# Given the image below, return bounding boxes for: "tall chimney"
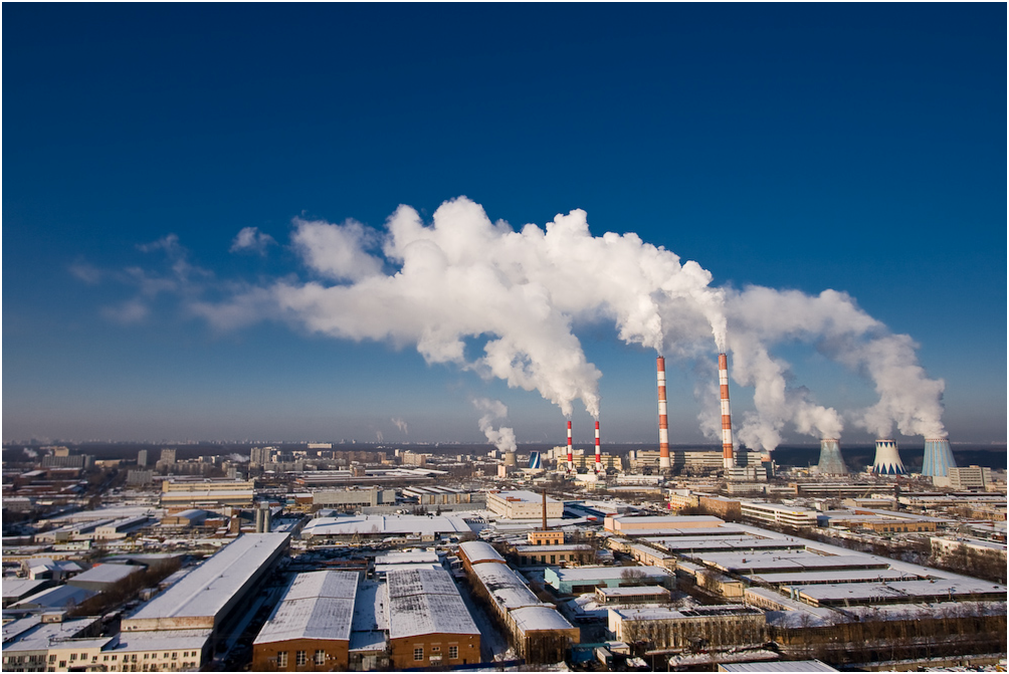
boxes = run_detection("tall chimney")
[566,420,573,473]
[594,420,602,473]
[657,356,671,470]
[719,353,735,470]
[542,488,548,532]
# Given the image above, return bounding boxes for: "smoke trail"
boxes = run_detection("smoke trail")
[391,418,409,435]
[473,397,517,453]
[129,197,946,444]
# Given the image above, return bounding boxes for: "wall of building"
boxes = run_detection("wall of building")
[389,633,480,669]
[252,638,349,672]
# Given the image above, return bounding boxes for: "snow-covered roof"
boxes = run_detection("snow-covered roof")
[374,550,440,565]
[385,568,479,640]
[113,629,212,653]
[254,571,358,645]
[509,605,576,633]
[458,540,505,564]
[69,563,142,585]
[549,565,672,582]
[14,584,95,609]
[126,533,288,623]
[2,578,49,601]
[471,562,541,611]
[302,514,474,537]
[747,569,918,586]
[795,578,1008,603]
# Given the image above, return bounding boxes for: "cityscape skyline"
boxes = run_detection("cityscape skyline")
[4,4,1005,446]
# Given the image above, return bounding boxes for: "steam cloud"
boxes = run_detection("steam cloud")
[391,418,409,435]
[87,196,948,452]
[473,397,517,453]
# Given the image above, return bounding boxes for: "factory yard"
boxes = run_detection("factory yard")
[2,442,1006,672]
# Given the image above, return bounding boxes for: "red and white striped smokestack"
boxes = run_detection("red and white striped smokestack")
[594,420,602,473]
[566,420,573,473]
[718,352,734,470]
[657,356,671,470]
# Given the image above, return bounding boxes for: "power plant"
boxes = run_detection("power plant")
[656,356,671,471]
[817,438,848,475]
[872,438,906,475]
[921,437,956,477]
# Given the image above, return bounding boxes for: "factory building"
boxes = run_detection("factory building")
[543,565,674,595]
[386,567,481,669]
[312,487,396,511]
[252,571,358,671]
[459,545,579,663]
[122,532,289,657]
[486,490,563,520]
[604,514,725,534]
[607,605,766,651]
[944,465,993,490]
[737,501,819,529]
[402,486,482,507]
[159,479,255,511]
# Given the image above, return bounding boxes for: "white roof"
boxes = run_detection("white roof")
[550,565,672,582]
[2,578,49,600]
[113,629,212,653]
[14,584,95,609]
[127,533,287,622]
[458,540,505,564]
[254,571,358,645]
[719,660,838,672]
[471,562,541,611]
[386,568,479,639]
[302,514,474,537]
[70,563,141,585]
[509,605,576,633]
[374,550,440,565]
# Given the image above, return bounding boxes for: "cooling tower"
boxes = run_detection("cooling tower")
[922,438,956,477]
[504,451,517,467]
[718,353,735,470]
[657,356,671,470]
[817,438,848,475]
[529,451,542,470]
[594,420,602,473]
[872,439,906,475]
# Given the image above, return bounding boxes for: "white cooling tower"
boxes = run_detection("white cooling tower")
[871,439,906,475]
[817,438,848,475]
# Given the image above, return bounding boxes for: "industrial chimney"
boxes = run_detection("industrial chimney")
[817,438,848,475]
[922,438,956,477]
[872,439,906,475]
[594,420,602,473]
[566,420,573,473]
[718,353,735,470]
[657,356,671,470]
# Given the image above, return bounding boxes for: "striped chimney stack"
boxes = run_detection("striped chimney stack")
[657,356,671,470]
[718,352,735,470]
[566,420,573,473]
[594,420,602,473]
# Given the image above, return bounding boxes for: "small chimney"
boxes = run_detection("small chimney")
[541,488,548,532]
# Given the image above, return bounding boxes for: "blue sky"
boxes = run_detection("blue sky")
[3,4,1005,447]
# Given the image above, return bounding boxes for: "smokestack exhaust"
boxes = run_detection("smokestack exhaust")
[719,353,734,470]
[657,356,671,470]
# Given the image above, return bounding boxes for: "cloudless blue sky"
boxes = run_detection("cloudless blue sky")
[4,3,1005,446]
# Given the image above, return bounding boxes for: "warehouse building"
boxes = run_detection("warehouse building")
[543,565,674,595]
[122,532,289,655]
[486,490,563,520]
[386,567,481,668]
[312,488,396,511]
[607,604,766,651]
[67,563,143,592]
[252,570,358,671]
[604,514,725,534]
[461,549,579,663]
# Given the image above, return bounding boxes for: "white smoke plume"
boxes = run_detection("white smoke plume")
[23,448,39,459]
[226,453,249,463]
[375,430,384,442]
[391,418,409,435]
[96,197,947,448]
[724,286,945,446]
[473,397,517,453]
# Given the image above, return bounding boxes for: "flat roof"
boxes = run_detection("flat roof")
[126,533,288,623]
[694,551,887,573]
[796,578,1008,603]
[550,565,672,582]
[254,571,358,645]
[69,563,142,585]
[719,660,838,672]
[747,569,919,585]
[302,514,474,537]
[14,584,95,609]
[113,629,212,653]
